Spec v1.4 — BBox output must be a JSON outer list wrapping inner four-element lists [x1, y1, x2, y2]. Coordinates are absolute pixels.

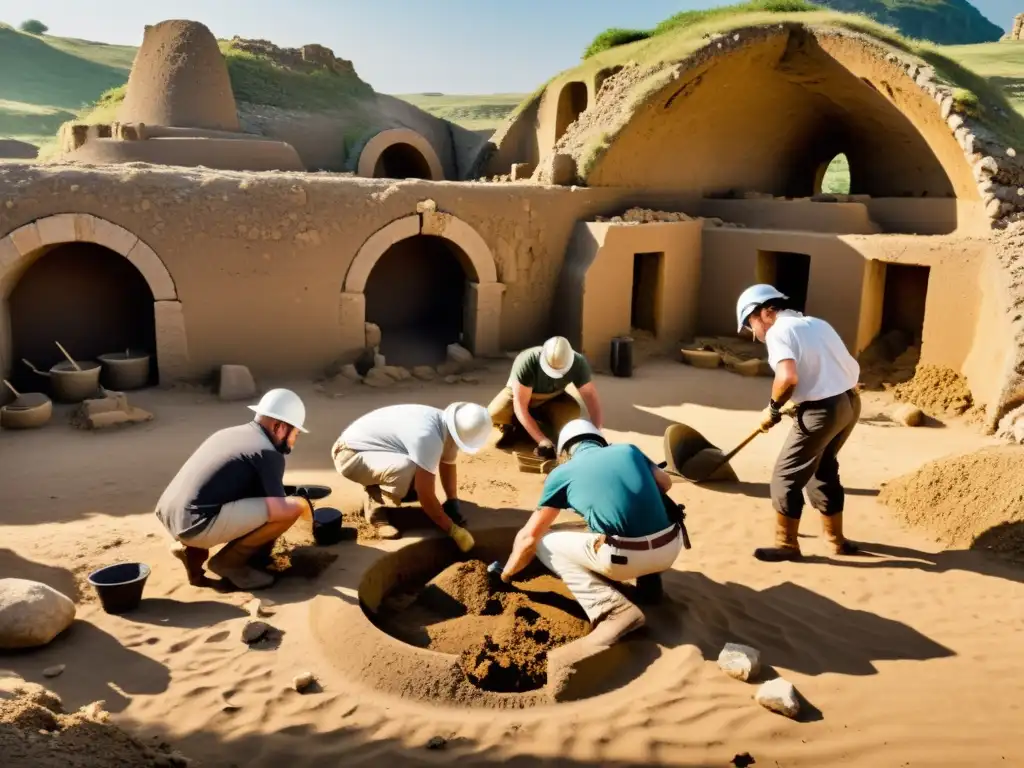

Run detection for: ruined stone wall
[[1011, 14, 1023, 40]]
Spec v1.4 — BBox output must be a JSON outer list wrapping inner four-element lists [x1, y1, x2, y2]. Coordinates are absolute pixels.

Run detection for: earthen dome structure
[[3, 15, 1024, 435]]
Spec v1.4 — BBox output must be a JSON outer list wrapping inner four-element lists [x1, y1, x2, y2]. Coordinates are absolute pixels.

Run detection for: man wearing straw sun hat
[[155, 388, 313, 591]]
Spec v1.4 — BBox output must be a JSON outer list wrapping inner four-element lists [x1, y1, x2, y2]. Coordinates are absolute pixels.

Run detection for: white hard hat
[[557, 418, 607, 455], [248, 388, 308, 433], [736, 284, 788, 332], [443, 401, 491, 454], [540, 336, 575, 378]]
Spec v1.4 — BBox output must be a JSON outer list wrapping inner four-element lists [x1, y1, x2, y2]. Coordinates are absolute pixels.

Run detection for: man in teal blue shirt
[[498, 419, 686, 648]]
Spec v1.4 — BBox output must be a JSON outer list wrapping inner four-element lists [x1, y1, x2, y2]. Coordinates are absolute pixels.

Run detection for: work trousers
[[331, 440, 416, 507], [771, 389, 861, 520], [535, 524, 682, 622], [487, 387, 581, 436]]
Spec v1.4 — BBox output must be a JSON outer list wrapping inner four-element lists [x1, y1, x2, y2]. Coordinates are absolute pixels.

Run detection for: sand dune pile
[[0, 680, 188, 768], [891, 364, 974, 417], [879, 446, 1024, 560], [378, 560, 588, 692]]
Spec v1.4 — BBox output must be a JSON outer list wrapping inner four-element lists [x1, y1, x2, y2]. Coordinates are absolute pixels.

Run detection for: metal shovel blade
[[662, 423, 739, 484]]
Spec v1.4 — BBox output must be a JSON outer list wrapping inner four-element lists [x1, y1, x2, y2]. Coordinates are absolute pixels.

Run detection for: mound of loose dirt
[[377, 560, 588, 692], [879, 446, 1024, 561], [857, 331, 920, 391], [0, 680, 189, 768], [891, 364, 974, 417]]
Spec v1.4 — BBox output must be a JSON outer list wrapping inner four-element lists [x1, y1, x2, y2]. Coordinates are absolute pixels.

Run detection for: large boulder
[[0, 579, 76, 650]]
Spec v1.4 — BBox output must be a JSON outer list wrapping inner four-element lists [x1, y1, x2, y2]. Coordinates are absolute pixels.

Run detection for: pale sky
[[0, 0, 1017, 94]]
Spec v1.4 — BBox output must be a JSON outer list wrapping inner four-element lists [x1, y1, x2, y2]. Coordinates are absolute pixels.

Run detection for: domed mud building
[[2, 13, 1023, 434]]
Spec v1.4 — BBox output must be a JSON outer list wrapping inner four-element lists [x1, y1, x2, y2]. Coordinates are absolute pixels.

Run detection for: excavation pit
[[311, 527, 638, 708]]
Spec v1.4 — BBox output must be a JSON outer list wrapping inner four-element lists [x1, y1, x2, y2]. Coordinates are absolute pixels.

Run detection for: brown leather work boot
[[208, 541, 275, 590], [754, 513, 802, 562], [821, 512, 859, 555], [586, 601, 646, 647], [364, 487, 400, 540]]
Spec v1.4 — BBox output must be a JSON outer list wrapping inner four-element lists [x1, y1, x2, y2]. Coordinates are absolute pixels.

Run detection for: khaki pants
[[179, 498, 269, 549], [535, 524, 683, 622], [487, 387, 581, 435], [331, 440, 416, 507]]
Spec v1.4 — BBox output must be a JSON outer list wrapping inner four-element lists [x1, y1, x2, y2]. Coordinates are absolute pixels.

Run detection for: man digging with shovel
[[736, 283, 862, 561], [493, 420, 690, 648], [155, 389, 314, 591], [330, 402, 490, 549], [488, 336, 604, 462]]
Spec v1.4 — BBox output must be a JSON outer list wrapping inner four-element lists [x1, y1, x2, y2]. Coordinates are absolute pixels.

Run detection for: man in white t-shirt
[[330, 402, 492, 550], [736, 284, 862, 561]]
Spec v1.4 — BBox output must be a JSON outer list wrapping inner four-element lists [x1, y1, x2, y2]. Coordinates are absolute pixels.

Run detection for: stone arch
[[340, 211, 504, 357], [357, 129, 445, 181], [0, 213, 189, 385]]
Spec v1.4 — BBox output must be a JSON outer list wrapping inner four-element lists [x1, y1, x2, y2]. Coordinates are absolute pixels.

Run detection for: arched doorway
[[8, 243, 157, 392], [356, 128, 445, 181], [555, 81, 588, 143], [374, 143, 433, 180], [365, 235, 471, 366]]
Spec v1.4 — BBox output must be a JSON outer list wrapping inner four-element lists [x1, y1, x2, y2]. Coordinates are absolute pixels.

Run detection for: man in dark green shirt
[[497, 419, 684, 648], [487, 336, 604, 459]]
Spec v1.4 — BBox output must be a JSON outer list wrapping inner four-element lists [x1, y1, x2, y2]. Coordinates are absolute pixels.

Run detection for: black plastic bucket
[[312, 507, 356, 546], [610, 336, 634, 378], [87, 562, 151, 614]]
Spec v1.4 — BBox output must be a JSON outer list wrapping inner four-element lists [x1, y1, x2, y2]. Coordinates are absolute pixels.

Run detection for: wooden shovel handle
[[55, 341, 81, 371]]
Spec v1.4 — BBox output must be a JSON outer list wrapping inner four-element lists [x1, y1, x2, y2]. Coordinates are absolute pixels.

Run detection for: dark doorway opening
[[9, 242, 157, 392], [554, 81, 589, 142], [365, 235, 470, 366], [630, 252, 663, 334], [374, 143, 433, 180], [882, 263, 930, 341], [757, 250, 811, 314]]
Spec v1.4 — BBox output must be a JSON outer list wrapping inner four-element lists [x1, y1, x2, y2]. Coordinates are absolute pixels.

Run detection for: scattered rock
[[42, 665, 65, 679], [292, 672, 316, 692], [894, 403, 924, 427], [717, 643, 761, 681], [218, 365, 257, 401], [426, 736, 447, 750], [461, 374, 480, 384], [364, 322, 382, 349], [447, 343, 473, 364], [340, 364, 361, 382], [382, 365, 411, 381], [363, 368, 395, 388], [373, 353, 386, 369], [0, 579, 76, 650], [755, 678, 800, 718], [411, 365, 436, 381], [241, 620, 272, 644], [444, 375, 460, 384], [436, 360, 463, 377]]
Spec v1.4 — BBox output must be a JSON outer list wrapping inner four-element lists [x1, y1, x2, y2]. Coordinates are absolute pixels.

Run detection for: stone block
[[755, 678, 800, 718], [35, 214, 77, 247], [550, 154, 577, 186], [0, 579, 76, 650], [717, 643, 761, 681], [89, 216, 140, 256], [0, 236, 19, 272], [382, 365, 411, 381], [154, 301, 190, 382], [81, 406, 154, 430], [894, 403, 924, 427], [447, 343, 473, 364], [411, 365, 436, 381], [510, 162, 535, 181], [363, 368, 394, 388], [218, 365, 256, 401], [364, 322, 382, 349], [126, 239, 176, 300], [9, 223, 41, 257]]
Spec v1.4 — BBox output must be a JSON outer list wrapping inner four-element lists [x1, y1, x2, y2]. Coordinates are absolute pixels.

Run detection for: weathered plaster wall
[[556, 220, 702, 370]]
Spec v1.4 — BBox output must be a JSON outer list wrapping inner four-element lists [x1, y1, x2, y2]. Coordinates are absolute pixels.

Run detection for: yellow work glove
[[758, 405, 783, 433], [449, 524, 475, 553]]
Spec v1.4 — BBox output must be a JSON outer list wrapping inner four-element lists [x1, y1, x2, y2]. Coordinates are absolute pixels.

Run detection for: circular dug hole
[[311, 527, 631, 709]]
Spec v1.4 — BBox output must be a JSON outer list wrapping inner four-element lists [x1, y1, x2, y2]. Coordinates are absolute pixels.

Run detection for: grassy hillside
[[393, 93, 525, 132]]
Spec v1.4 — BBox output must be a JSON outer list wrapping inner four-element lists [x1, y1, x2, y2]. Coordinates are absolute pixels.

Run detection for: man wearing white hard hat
[[736, 283, 862, 562], [330, 402, 490, 550], [155, 389, 313, 590], [487, 336, 604, 460], [496, 419, 688, 648]]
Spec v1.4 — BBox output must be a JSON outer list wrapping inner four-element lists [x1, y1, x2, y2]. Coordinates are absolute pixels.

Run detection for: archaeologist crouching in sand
[[155, 389, 314, 591], [495, 420, 690, 648], [330, 402, 491, 548], [487, 336, 604, 460], [736, 283, 862, 561]]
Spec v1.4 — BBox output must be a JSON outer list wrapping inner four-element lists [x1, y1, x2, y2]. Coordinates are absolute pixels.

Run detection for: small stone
[[241, 620, 272, 644], [436, 360, 462, 377], [364, 322, 382, 349], [0, 579, 76, 650], [411, 365, 436, 381], [416, 198, 437, 213], [444, 375, 460, 384], [218, 365, 257, 401], [42, 665, 65, 679], [382, 365, 411, 381], [461, 374, 480, 384], [755, 678, 800, 718], [717, 643, 761, 681], [340, 364, 361, 382], [373, 353, 386, 369], [894, 404, 924, 427], [447, 343, 473, 364], [426, 736, 447, 750], [363, 368, 395, 388], [292, 672, 316, 692]]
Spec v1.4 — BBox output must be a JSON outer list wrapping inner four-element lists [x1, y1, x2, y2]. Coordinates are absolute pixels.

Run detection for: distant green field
[[393, 93, 526, 133], [942, 41, 1024, 118]]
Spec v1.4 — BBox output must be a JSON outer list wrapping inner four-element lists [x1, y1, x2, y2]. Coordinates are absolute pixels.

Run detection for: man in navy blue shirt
[[497, 419, 685, 647]]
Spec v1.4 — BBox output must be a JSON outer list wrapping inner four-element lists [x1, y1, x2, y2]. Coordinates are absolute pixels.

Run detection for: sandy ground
[[1, 359, 1022, 767]]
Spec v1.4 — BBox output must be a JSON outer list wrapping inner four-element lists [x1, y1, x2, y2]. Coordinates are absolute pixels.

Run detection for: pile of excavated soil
[[377, 560, 588, 692], [879, 446, 1024, 561], [857, 331, 920, 391], [0, 681, 188, 768], [891, 364, 975, 418]]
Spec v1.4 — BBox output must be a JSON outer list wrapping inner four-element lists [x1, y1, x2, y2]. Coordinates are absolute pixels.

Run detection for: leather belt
[[604, 524, 680, 551]]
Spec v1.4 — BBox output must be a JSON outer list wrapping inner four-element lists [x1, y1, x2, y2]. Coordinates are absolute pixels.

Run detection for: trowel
[[515, 451, 557, 474]]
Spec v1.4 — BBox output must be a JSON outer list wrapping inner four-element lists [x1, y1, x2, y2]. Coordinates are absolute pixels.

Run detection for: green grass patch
[[395, 93, 526, 132], [583, 29, 652, 60], [821, 153, 851, 194]]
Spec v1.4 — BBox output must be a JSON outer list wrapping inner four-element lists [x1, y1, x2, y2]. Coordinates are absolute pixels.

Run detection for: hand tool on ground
[[515, 451, 557, 474]]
